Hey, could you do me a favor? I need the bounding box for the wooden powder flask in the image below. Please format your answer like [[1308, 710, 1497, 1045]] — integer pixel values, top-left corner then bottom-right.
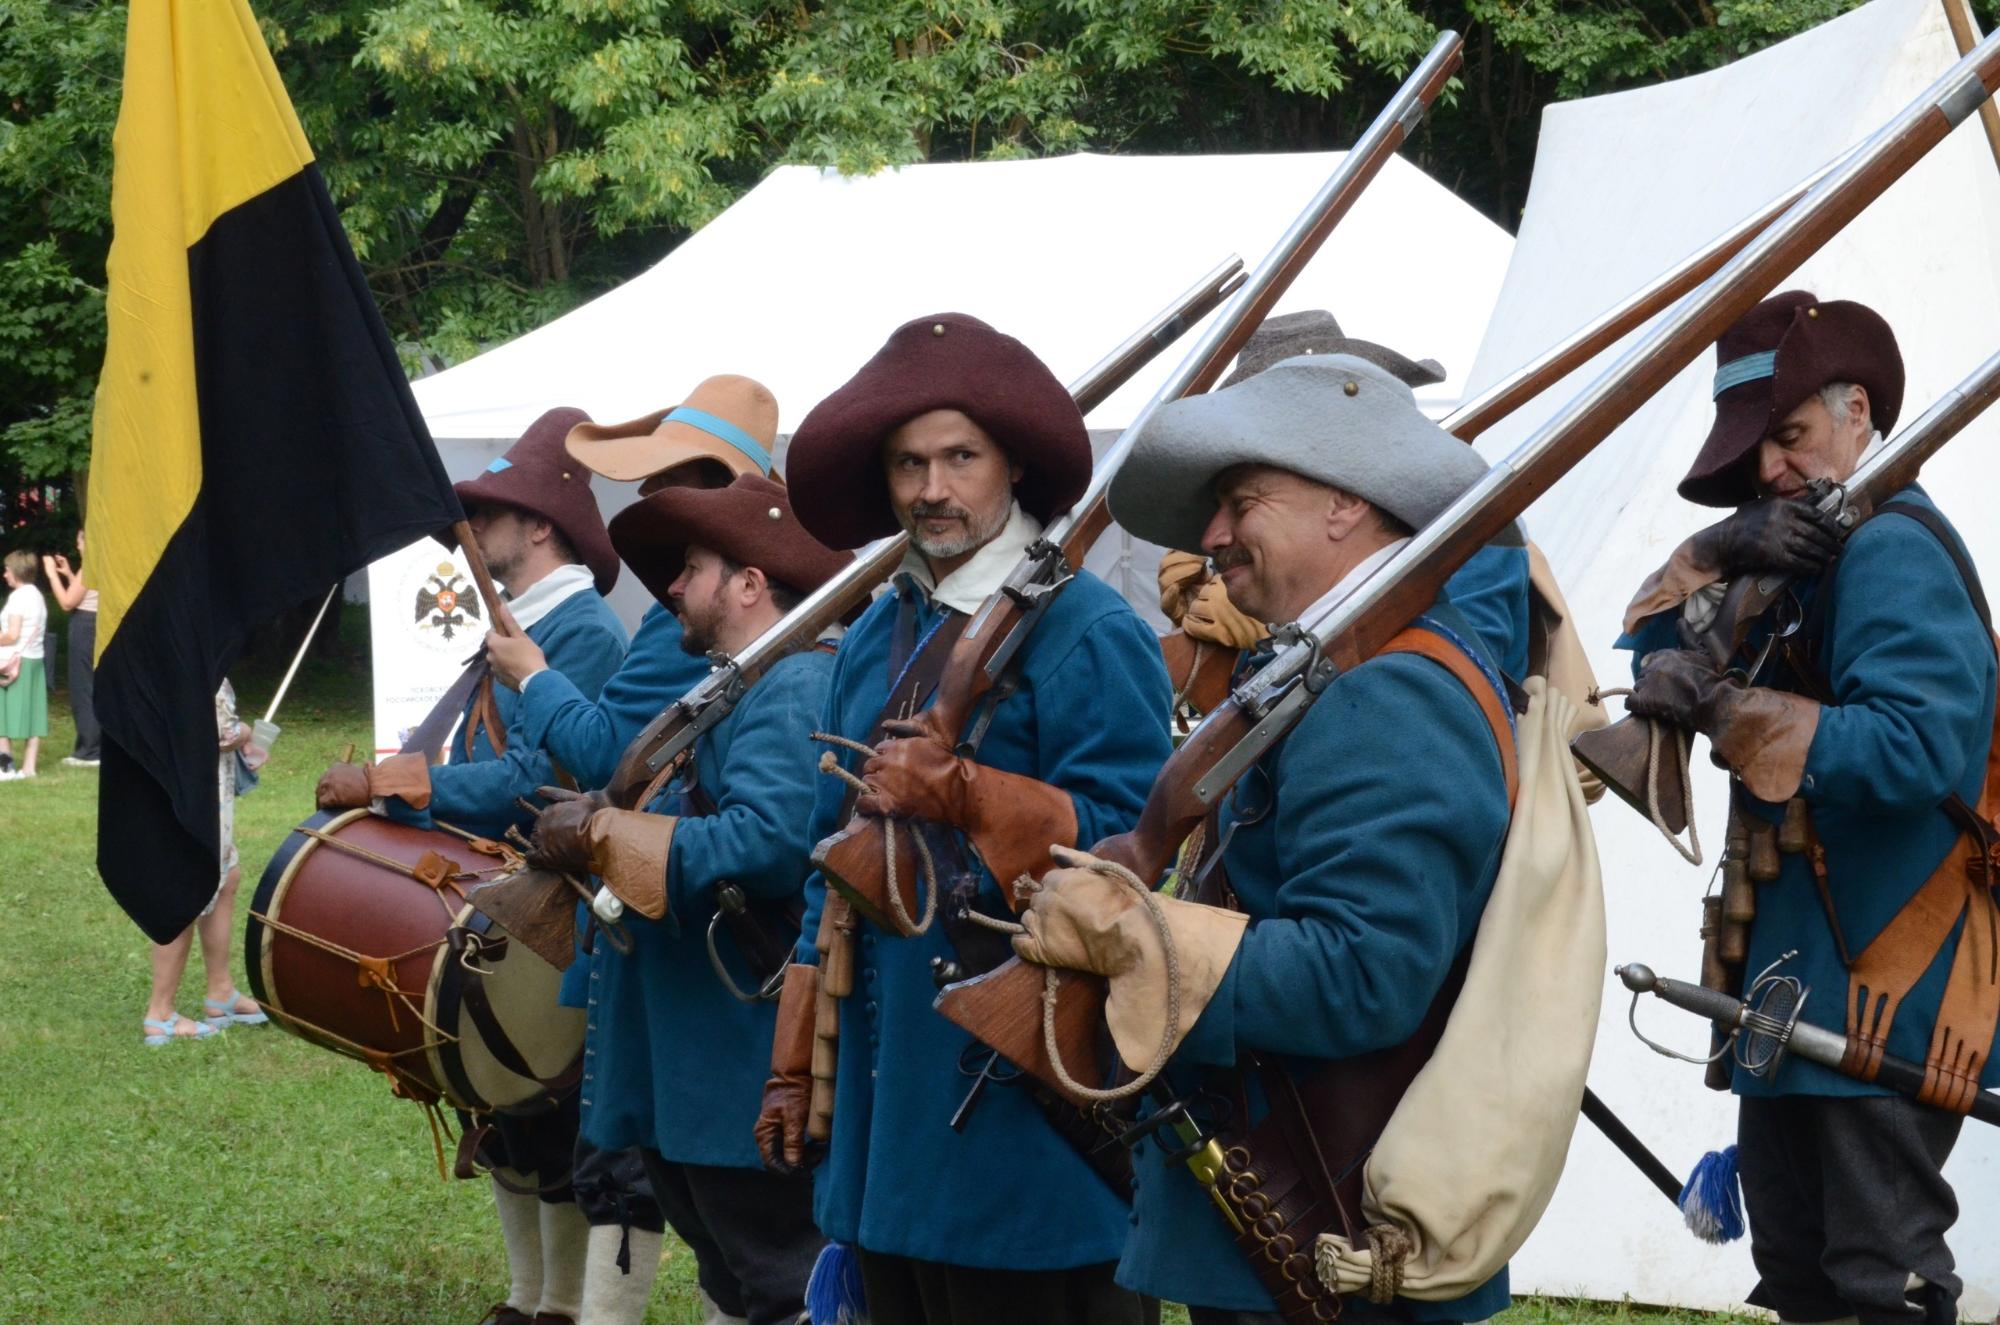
[[808, 893, 855, 1142], [1780, 797, 1812, 853], [937, 32, 2000, 1107]]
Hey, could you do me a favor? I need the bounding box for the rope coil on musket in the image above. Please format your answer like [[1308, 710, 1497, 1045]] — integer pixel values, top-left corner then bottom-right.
[[1589, 690, 1702, 866], [812, 733, 940, 936]]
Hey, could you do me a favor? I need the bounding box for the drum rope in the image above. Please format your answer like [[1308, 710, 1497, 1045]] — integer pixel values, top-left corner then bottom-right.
[[247, 909, 459, 1042], [293, 827, 505, 905]]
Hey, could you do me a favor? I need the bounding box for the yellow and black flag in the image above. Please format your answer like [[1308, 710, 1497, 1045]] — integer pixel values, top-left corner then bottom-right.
[[91, 0, 460, 941]]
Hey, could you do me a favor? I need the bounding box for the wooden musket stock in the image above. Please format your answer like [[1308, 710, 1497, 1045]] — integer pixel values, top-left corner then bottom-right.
[[1576, 345, 2000, 824], [815, 29, 1468, 927], [941, 29, 2000, 1104]]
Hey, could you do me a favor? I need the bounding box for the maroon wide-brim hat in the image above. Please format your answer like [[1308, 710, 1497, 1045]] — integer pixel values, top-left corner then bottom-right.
[[609, 474, 853, 609], [446, 406, 619, 594], [1679, 290, 1904, 507], [785, 313, 1092, 550]]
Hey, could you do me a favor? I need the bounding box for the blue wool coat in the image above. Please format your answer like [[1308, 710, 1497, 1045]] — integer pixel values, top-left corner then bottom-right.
[[1451, 542, 1531, 682], [384, 588, 627, 841], [577, 649, 834, 1167], [1621, 486, 1997, 1098], [535, 606, 715, 1014], [794, 570, 1173, 1270], [1116, 597, 1517, 1319]]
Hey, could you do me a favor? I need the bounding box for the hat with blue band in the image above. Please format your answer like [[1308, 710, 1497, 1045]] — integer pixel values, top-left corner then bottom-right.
[[565, 375, 781, 485], [1679, 289, 1903, 508]]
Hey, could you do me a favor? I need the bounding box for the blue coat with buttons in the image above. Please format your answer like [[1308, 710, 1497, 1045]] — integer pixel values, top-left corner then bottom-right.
[[384, 588, 628, 841], [794, 569, 1173, 1270], [579, 648, 834, 1167], [1619, 485, 1998, 1098], [539, 606, 715, 1014], [1115, 595, 1518, 1320]]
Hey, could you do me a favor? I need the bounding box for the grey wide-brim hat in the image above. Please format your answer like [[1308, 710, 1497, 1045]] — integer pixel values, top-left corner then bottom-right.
[[1109, 353, 1496, 555]]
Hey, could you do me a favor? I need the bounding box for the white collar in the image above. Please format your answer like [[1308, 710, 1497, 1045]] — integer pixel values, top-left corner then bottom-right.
[[1289, 537, 1413, 632], [504, 562, 597, 631], [895, 502, 1044, 615]]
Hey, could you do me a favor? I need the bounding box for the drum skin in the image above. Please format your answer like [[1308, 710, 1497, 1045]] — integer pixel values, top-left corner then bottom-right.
[[246, 809, 582, 1115]]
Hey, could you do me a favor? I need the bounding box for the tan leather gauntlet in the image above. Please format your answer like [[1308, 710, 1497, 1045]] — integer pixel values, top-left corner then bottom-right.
[[756, 963, 821, 1174], [315, 753, 433, 810], [1710, 688, 1821, 803], [583, 808, 678, 922]]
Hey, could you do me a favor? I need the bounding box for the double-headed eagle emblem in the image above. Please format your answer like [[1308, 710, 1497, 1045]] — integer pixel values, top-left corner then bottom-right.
[[415, 562, 481, 640]]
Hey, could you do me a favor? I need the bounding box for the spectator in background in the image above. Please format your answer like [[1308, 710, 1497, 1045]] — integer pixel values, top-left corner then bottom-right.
[[140, 680, 268, 1044], [0, 550, 49, 781], [43, 530, 99, 767]]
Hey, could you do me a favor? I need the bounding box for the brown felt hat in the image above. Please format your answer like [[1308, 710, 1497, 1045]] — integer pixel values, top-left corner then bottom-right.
[[609, 474, 853, 610], [565, 375, 779, 484], [449, 407, 619, 594], [1680, 290, 1904, 507], [785, 313, 1091, 550], [1220, 309, 1447, 389]]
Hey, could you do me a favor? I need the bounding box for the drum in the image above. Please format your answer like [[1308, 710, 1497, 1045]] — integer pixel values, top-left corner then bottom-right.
[[245, 809, 585, 1116]]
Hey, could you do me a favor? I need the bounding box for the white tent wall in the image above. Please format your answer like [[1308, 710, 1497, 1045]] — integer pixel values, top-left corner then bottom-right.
[[1474, 0, 2000, 1310]]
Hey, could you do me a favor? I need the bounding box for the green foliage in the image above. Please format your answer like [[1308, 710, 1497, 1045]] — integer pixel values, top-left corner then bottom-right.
[[4, 0, 1984, 531]]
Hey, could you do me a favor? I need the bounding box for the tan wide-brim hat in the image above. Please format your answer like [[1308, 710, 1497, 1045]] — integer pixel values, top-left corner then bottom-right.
[[564, 374, 779, 483]]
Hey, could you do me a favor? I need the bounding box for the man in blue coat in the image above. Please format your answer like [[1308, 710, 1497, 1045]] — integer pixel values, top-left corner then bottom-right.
[[530, 474, 849, 1325], [753, 314, 1172, 1325], [1619, 292, 1996, 1325], [1012, 352, 1520, 1325], [315, 407, 629, 1325], [483, 379, 782, 1325]]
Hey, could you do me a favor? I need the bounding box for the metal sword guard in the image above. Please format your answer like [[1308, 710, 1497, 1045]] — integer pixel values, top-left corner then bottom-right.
[[1616, 953, 1808, 1079]]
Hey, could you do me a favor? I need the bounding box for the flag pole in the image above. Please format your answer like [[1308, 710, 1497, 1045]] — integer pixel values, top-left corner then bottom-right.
[[451, 520, 520, 637], [261, 583, 339, 727]]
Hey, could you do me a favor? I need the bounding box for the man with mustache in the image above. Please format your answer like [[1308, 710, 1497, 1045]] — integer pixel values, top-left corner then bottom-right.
[[1618, 292, 1996, 1325], [754, 314, 1172, 1325], [529, 474, 849, 1325], [1004, 351, 1520, 1325]]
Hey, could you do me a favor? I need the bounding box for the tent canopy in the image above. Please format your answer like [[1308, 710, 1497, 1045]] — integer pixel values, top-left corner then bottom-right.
[[1470, 0, 2000, 1312], [411, 150, 1513, 445]]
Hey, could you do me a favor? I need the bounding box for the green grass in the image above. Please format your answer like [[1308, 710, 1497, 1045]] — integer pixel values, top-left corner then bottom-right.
[[0, 611, 1745, 1325]]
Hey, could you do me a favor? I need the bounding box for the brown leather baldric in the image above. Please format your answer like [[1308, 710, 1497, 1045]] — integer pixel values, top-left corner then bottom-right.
[[1198, 625, 1519, 1321]]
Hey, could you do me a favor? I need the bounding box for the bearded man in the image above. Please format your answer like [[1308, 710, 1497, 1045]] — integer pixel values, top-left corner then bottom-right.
[[754, 314, 1172, 1325], [1619, 291, 1996, 1325], [528, 474, 848, 1325]]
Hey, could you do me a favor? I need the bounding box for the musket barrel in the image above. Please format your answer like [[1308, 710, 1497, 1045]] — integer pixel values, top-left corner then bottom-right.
[[1847, 347, 2000, 506], [1040, 29, 1466, 555]]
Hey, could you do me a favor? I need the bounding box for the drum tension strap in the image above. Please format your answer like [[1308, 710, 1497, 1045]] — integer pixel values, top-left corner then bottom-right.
[[446, 926, 584, 1103]]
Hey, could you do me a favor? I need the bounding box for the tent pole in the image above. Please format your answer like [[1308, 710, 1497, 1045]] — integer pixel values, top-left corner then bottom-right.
[[1941, 0, 2000, 176]]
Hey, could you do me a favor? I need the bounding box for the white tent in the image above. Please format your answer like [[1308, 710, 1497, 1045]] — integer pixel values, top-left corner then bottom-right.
[[1476, 0, 2000, 1311], [371, 151, 1513, 752]]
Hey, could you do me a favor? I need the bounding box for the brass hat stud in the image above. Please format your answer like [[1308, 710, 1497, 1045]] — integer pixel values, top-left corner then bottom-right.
[[1806, 307, 1819, 318], [767, 506, 783, 521], [932, 323, 947, 336], [1343, 381, 1360, 397]]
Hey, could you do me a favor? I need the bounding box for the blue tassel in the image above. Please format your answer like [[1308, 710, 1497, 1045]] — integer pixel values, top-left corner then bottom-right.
[[805, 1239, 867, 1325], [1678, 1144, 1746, 1244]]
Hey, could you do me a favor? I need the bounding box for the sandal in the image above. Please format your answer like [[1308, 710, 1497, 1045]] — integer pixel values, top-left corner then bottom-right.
[[143, 1014, 218, 1046], [203, 989, 268, 1028]]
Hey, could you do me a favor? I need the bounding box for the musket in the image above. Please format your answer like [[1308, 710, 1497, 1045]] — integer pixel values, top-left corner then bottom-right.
[[471, 255, 1247, 946], [813, 29, 1468, 928], [1575, 345, 2000, 830], [1618, 960, 2000, 1125], [596, 254, 1250, 816], [937, 28, 2000, 1103]]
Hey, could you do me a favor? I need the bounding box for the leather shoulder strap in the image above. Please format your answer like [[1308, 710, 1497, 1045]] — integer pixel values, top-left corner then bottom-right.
[[1877, 499, 1993, 639], [1380, 625, 1520, 809]]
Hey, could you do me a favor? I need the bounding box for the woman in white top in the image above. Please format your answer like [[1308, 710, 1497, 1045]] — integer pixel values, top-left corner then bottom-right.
[[43, 528, 99, 765], [0, 549, 49, 779]]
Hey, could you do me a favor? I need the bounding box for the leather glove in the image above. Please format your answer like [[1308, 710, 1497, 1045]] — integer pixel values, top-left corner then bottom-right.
[[1626, 650, 1821, 802], [756, 963, 823, 1175], [1013, 846, 1247, 1072], [1688, 499, 1843, 579], [858, 717, 1080, 907], [314, 753, 433, 810], [527, 786, 608, 875], [583, 808, 678, 925]]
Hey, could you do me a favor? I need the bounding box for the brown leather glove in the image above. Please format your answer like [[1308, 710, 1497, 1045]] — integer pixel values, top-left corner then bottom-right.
[[314, 753, 433, 810], [1627, 649, 1820, 802], [1689, 498, 1844, 579], [756, 963, 822, 1175], [584, 808, 678, 924], [528, 786, 608, 874], [858, 717, 1080, 907]]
